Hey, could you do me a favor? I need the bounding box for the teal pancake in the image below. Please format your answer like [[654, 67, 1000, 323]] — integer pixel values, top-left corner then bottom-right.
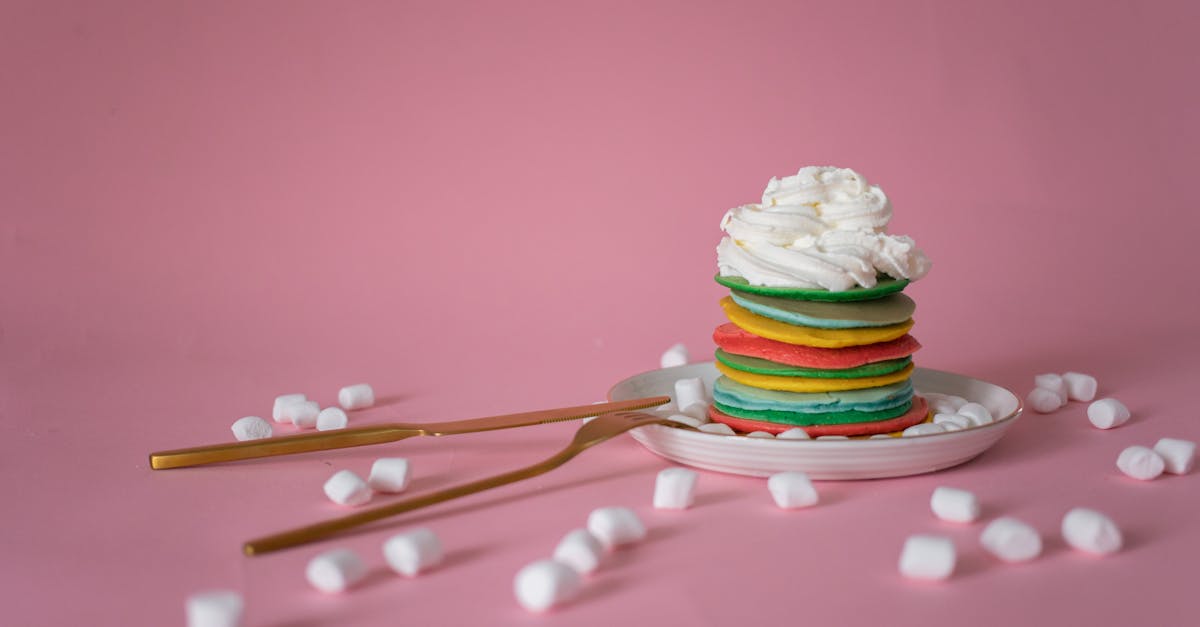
[[715, 350, 912, 378], [712, 377, 914, 415], [728, 291, 915, 329], [712, 399, 913, 425], [714, 274, 909, 302]]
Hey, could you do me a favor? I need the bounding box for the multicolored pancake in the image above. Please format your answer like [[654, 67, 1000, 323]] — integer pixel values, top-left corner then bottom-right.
[[713, 377, 914, 416], [720, 297, 913, 348], [715, 361, 915, 393], [709, 395, 930, 437], [715, 274, 910, 302], [715, 350, 912, 379], [728, 291, 915, 329], [713, 323, 922, 369]]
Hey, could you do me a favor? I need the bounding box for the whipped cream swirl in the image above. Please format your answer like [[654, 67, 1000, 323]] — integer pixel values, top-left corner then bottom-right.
[[717, 166, 930, 291]]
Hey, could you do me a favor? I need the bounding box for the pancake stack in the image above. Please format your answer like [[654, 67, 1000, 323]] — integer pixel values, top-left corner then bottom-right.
[[709, 275, 929, 437]]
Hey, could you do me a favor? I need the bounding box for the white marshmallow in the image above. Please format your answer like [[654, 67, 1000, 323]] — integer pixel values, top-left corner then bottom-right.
[[315, 407, 348, 431], [932, 413, 970, 431], [324, 470, 372, 506], [674, 378, 706, 413], [653, 468, 698, 509], [660, 343, 689, 368], [745, 431, 774, 439], [1116, 446, 1165, 481], [680, 401, 709, 421], [1026, 387, 1064, 414], [367, 457, 411, 493], [980, 517, 1042, 562], [587, 507, 646, 548], [338, 383, 375, 410], [666, 414, 706, 429], [698, 422, 735, 436], [923, 393, 968, 414], [1153, 438, 1195, 475], [929, 486, 980, 523], [767, 471, 819, 509], [185, 590, 243, 627], [776, 427, 811, 440], [956, 402, 994, 425], [898, 534, 955, 581], [1034, 373, 1069, 404], [305, 549, 367, 593], [552, 529, 605, 574], [902, 423, 946, 437], [513, 560, 582, 613], [383, 528, 443, 577], [1087, 398, 1130, 429], [1061, 507, 1122, 555], [272, 393, 306, 423], [285, 400, 321, 428], [231, 416, 272, 441], [868, 434, 894, 439], [817, 435, 849, 440], [1062, 372, 1098, 402]]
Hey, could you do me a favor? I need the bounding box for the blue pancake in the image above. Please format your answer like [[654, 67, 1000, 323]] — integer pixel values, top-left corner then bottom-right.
[[712, 376, 914, 415], [728, 291, 916, 329]]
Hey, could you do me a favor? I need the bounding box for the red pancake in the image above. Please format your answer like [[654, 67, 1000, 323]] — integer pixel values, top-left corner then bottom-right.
[[708, 395, 930, 437], [713, 323, 921, 369]]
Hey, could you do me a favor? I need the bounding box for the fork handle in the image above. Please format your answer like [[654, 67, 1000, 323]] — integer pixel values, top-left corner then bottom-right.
[[149, 425, 419, 470]]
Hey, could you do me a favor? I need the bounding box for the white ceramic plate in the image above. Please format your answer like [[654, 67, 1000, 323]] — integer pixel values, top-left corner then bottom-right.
[[608, 363, 1022, 480]]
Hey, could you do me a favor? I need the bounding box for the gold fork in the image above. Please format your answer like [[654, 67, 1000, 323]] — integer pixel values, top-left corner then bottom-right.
[[149, 396, 669, 470], [243, 410, 686, 555]]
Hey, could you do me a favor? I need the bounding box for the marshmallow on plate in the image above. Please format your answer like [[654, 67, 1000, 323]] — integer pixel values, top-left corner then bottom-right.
[[1061, 508, 1122, 555], [185, 590, 243, 627], [1153, 438, 1195, 475], [775, 427, 811, 440], [368, 458, 411, 493], [231, 416, 272, 441], [316, 407, 348, 431], [514, 560, 582, 613], [383, 528, 443, 577], [932, 413, 970, 432], [1034, 374, 1068, 404], [306, 549, 367, 593], [924, 393, 967, 415], [285, 400, 321, 428], [338, 383, 375, 410], [1116, 446, 1165, 481], [956, 402, 994, 425], [1087, 398, 1130, 429], [666, 414, 706, 429], [698, 422, 735, 436], [660, 343, 689, 368], [680, 401, 710, 421], [1026, 388, 1064, 414], [587, 507, 646, 548], [653, 467, 699, 509], [553, 529, 605, 574], [767, 471, 818, 509], [898, 535, 955, 581], [674, 378, 706, 415], [929, 487, 980, 523], [902, 423, 946, 437], [272, 393, 306, 423], [746, 431, 775, 439], [324, 470, 372, 506], [1062, 372, 1098, 402], [980, 517, 1042, 562]]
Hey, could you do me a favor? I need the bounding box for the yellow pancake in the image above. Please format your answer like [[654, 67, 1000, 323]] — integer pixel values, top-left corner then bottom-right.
[[720, 297, 913, 348], [716, 361, 916, 393]]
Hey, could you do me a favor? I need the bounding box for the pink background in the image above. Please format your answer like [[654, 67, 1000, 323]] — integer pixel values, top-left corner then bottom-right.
[[3, 1, 1199, 625]]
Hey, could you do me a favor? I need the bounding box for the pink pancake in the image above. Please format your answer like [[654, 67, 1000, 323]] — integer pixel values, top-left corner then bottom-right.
[[707, 395, 930, 437], [713, 323, 921, 369]]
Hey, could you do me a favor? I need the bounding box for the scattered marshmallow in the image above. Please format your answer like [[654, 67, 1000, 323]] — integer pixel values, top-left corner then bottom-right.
[[745, 431, 774, 439], [338, 383, 375, 410], [185, 590, 243, 627], [775, 427, 811, 440], [1034, 373, 1068, 404], [513, 560, 582, 613], [680, 401, 709, 421], [272, 393, 306, 423], [383, 528, 443, 577], [653, 468, 698, 509], [553, 529, 605, 574], [660, 343, 689, 368], [698, 422, 735, 436], [932, 413, 970, 431], [817, 435, 850, 440], [956, 402, 994, 425], [767, 471, 819, 509], [929, 487, 980, 523], [980, 517, 1042, 563], [924, 393, 968, 414], [1153, 438, 1196, 475], [868, 434, 894, 440], [1087, 398, 1130, 430], [1062, 507, 1123, 555], [586, 507, 646, 548], [666, 414, 706, 429], [898, 534, 955, 581], [368, 458, 411, 493], [231, 416, 272, 441], [1116, 446, 1165, 481], [324, 470, 372, 506], [285, 400, 321, 428], [902, 423, 946, 437], [306, 549, 367, 593], [1026, 387, 1064, 414], [674, 378, 706, 414], [1062, 372, 1098, 402], [316, 407, 349, 431]]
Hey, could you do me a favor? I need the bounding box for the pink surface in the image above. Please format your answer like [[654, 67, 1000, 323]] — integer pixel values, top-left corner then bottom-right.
[[3, 1, 1199, 625]]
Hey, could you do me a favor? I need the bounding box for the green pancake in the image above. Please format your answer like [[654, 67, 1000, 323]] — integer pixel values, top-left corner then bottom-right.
[[712, 399, 914, 425], [715, 350, 912, 378], [714, 274, 909, 302], [729, 291, 915, 329]]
